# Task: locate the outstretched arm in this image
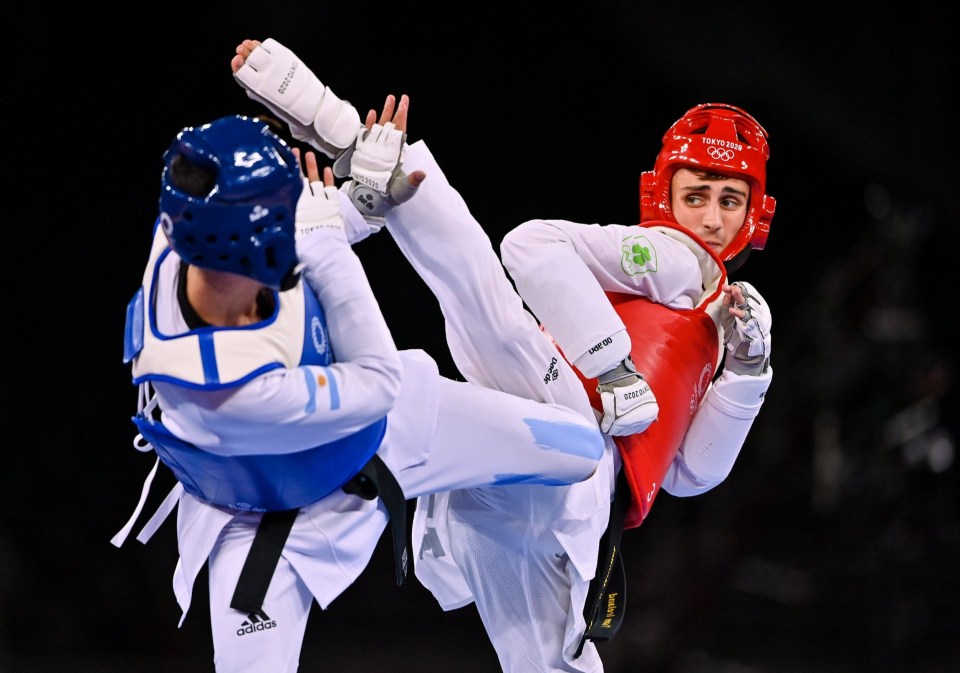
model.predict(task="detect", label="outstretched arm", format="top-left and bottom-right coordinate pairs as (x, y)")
top-left (344, 93), bottom-right (426, 226)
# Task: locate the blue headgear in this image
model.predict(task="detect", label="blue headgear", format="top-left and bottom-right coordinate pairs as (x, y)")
top-left (159, 115), bottom-right (303, 289)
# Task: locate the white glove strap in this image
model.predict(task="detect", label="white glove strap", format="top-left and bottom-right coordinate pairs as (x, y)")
top-left (313, 88), bottom-right (362, 156)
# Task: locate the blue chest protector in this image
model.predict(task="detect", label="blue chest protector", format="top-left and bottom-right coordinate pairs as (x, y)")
top-left (123, 237), bottom-right (387, 512)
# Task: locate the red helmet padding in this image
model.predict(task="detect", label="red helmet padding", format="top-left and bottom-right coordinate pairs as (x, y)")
top-left (639, 103), bottom-right (776, 261)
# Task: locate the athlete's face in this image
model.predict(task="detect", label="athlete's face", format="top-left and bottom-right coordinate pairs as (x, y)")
top-left (670, 167), bottom-right (750, 255)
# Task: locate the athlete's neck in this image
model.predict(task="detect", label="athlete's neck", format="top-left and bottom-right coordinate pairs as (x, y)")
top-left (186, 265), bottom-right (267, 327)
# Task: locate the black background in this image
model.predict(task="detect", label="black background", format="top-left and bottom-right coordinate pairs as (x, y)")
top-left (3, 3), bottom-right (957, 672)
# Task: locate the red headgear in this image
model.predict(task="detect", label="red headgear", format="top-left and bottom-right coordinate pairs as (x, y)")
top-left (639, 103), bottom-right (776, 262)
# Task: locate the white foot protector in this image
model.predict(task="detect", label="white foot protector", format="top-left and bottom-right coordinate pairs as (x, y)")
top-left (597, 357), bottom-right (659, 436)
top-left (598, 375), bottom-right (659, 436)
top-left (233, 38), bottom-right (362, 164)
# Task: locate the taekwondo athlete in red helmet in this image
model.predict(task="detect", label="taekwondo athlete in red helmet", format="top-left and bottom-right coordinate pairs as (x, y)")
top-left (415, 103), bottom-right (777, 673)
top-left (226, 37), bottom-right (774, 673)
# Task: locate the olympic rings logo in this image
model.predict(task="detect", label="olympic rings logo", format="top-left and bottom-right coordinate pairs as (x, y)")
top-left (707, 147), bottom-right (736, 162)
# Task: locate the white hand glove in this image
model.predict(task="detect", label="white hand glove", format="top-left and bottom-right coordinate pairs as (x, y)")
top-left (722, 280), bottom-right (772, 376)
top-left (597, 357), bottom-right (659, 436)
top-left (345, 122), bottom-right (420, 224)
top-left (295, 179), bottom-right (345, 241)
top-left (233, 38), bottom-right (362, 162)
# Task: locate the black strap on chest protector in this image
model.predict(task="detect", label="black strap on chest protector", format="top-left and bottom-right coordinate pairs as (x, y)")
top-left (230, 453), bottom-right (408, 616)
top-left (575, 468), bottom-right (630, 657)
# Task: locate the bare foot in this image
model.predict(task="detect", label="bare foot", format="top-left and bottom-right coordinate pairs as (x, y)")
top-left (230, 39), bottom-right (262, 74)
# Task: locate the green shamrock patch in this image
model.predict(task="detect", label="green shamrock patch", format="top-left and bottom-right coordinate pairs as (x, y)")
top-left (621, 235), bottom-right (657, 276)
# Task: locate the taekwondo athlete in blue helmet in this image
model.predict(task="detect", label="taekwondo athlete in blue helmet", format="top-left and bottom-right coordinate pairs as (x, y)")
top-left (111, 113), bottom-right (604, 673)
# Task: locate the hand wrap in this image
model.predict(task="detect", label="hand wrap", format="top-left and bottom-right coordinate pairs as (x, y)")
top-left (346, 122), bottom-right (420, 224)
top-left (295, 179), bottom-right (345, 241)
top-left (722, 280), bottom-right (772, 376)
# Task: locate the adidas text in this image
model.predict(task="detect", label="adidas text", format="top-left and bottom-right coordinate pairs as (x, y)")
top-left (237, 618), bottom-right (277, 636)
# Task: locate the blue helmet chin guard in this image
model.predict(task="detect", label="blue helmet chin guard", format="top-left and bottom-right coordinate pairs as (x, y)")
top-left (159, 115), bottom-right (304, 289)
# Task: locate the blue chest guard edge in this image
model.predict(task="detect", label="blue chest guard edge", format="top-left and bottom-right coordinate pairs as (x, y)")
top-left (124, 236), bottom-right (388, 511)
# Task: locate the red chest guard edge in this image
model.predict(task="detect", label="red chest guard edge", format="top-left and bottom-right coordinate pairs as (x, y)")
top-left (573, 226), bottom-right (726, 529)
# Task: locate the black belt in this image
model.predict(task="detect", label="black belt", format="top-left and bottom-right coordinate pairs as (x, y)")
top-left (576, 468), bottom-right (629, 657)
top-left (230, 507), bottom-right (298, 618)
top-left (230, 453), bottom-right (408, 616)
top-left (342, 452), bottom-right (409, 585)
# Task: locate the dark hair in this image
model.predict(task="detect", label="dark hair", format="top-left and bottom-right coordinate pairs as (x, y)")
top-left (169, 153), bottom-right (217, 198)
top-left (688, 168), bottom-right (737, 182)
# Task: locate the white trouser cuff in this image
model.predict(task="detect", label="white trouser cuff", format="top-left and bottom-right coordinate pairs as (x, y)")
top-left (572, 329), bottom-right (632, 379)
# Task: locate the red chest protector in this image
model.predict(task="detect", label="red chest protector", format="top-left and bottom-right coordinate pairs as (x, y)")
top-left (574, 224), bottom-right (726, 529)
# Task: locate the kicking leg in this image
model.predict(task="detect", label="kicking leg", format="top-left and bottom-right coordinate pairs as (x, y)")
top-left (231, 38), bottom-right (362, 168)
top-left (397, 376), bottom-right (603, 498)
top-left (446, 489), bottom-right (604, 673)
top-left (384, 142), bottom-right (592, 416)
top-left (386, 144), bottom-right (616, 673)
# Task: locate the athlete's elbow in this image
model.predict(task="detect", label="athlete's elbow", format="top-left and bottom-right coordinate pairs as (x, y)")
top-left (355, 355), bottom-right (403, 408)
top-left (661, 463), bottom-right (729, 497)
top-left (378, 361), bottom-right (404, 407)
